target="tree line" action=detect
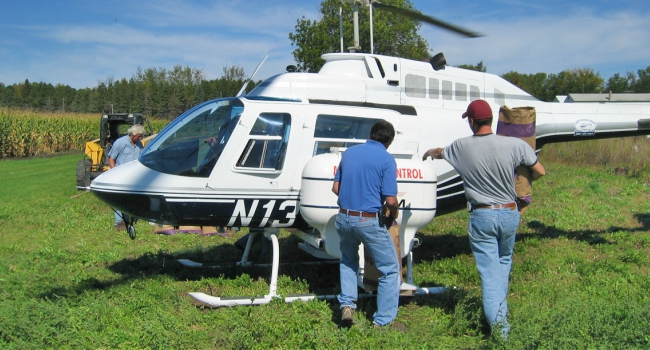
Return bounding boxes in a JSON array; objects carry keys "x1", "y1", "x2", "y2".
[
  {"x1": 0, "y1": 65, "x2": 258, "y2": 120},
  {"x1": 456, "y1": 63, "x2": 650, "y2": 101},
  {"x1": 3, "y1": 62, "x2": 649, "y2": 120}
]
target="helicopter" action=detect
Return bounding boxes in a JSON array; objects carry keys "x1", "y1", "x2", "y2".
[{"x1": 90, "y1": 0, "x2": 650, "y2": 307}]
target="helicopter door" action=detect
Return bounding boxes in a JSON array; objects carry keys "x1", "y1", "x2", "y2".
[
  {"x1": 207, "y1": 110, "x2": 301, "y2": 193},
  {"x1": 235, "y1": 113, "x2": 291, "y2": 171}
]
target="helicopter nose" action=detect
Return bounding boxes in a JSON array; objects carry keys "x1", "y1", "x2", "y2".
[
  {"x1": 91, "y1": 189, "x2": 179, "y2": 225},
  {"x1": 90, "y1": 161, "x2": 180, "y2": 225}
]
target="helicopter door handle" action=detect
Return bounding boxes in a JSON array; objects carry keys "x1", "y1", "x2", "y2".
[{"x1": 387, "y1": 80, "x2": 399, "y2": 86}]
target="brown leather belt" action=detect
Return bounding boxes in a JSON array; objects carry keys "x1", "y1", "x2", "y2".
[
  {"x1": 474, "y1": 202, "x2": 517, "y2": 210},
  {"x1": 339, "y1": 209, "x2": 378, "y2": 217}
]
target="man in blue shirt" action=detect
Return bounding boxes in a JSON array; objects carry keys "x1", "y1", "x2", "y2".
[
  {"x1": 108, "y1": 124, "x2": 145, "y2": 231},
  {"x1": 332, "y1": 120, "x2": 401, "y2": 330}
]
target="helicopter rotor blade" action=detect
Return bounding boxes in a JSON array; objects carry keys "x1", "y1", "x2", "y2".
[{"x1": 372, "y1": 2, "x2": 483, "y2": 38}]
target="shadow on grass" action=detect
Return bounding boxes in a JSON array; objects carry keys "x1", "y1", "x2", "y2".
[
  {"x1": 521, "y1": 213, "x2": 650, "y2": 245},
  {"x1": 411, "y1": 231, "x2": 472, "y2": 264},
  {"x1": 38, "y1": 234, "x2": 341, "y2": 300},
  {"x1": 38, "y1": 213, "x2": 650, "y2": 313}
]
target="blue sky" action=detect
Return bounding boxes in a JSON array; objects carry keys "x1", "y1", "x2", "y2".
[{"x1": 1, "y1": 0, "x2": 648, "y2": 89}]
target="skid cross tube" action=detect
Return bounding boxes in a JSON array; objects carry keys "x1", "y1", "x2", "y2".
[{"x1": 187, "y1": 233, "x2": 451, "y2": 307}]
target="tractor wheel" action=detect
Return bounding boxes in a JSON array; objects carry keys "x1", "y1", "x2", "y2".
[{"x1": 76, "y1": 159, "x2": 91, "y2": 189}]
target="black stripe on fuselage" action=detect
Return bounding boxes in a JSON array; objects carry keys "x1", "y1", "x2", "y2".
[{"x1": 309, "y1": 99, "x2": 417, "y2": 116}]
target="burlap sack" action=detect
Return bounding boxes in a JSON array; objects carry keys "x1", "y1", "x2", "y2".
[{"x1": 497, "y1": 106, "x2": 536, "y2": 215}]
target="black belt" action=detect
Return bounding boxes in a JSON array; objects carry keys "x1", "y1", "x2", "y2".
[
  {"x1": 474, "y1": 202, "x2": 517, "y2": 210},
  {"x1": 339, "y1": 209, "x2": 378, "y2": 218}
]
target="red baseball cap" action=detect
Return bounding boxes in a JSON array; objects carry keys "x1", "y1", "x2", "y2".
[{"x1": 462, "y1": 100, "x2": 492, "y2": 120}]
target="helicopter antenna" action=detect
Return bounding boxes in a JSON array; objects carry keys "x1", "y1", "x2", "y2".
[
  {"x1": 369, "y1": 2, "x2": 374, "y2": 53},
  {"x1": 236, "y1": 49, "x2": 268, "y2": 97},
  {"x1": 339, "y1": 5, "x2": 344, "y2": 52},
  {"x1": 350, "y1": 2, "x2": 360, "y2": 52}
]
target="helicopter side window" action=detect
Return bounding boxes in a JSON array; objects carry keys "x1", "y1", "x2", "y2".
[
  {"x1": 455, "y1": 83, "x2": 468, "y2": 101},
  {"x1": 470, "y1": 85, "x2": 481, "y2": 101},
  {"x1": 405, "y1": 74, "x2": 426, "y2": 98},
  {"x1": 429, "y1": 78, "x2": 440, "y2": 99},
  {"x1": 442, "y1": 80, "x2": 453, "y2": 100},
  {"x1": 236, "y1": 113, "x2": 291, "y2": 170},
  {"x1": 374, "y1": 58, "x2": 385, "y2": 78},
  {"x1": 312, "y1": 115, "x2": 381, "y2": 155}
]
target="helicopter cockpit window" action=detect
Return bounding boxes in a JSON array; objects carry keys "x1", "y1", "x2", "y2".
[
  {"x1": 312, "y1": 115, "x2": 381, "y2": 155},
  {"x1": 139, "y1": 98, "x2": 244, "y2": 177},
  {"x1": 236, "y1": 113, "x2": 291, "y2": 170}
]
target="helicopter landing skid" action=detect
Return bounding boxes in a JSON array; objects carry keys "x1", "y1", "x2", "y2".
[
  {"x1": 186, "y1": 229, "x2": 451, "y2": 307},
  {"x1": 188, "y1": 228, "x2": 292, "y2": 307}
]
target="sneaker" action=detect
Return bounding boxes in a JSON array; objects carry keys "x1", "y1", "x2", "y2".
[
  {"x1": 373, "y1": 321, "x2": 406, "y2": 333},
  {"x1": 115, "y1": 221, "x2": 126, "y2": 231},
  {"x1": 341, "y1": 307, "x2": 354, "y2": 327}
]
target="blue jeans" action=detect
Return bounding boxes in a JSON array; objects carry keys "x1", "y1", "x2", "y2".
[
  {"x1": 114, "y1": 210, "x2": 129, "y2": 226},
  {"x1": 336, "y1": 212, "x2": 400, "y2": 326},
  {"x1": 468, "y1": 207, "x2": 520, "y2": 338}
]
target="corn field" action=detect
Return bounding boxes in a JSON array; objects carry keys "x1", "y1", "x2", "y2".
[
  {"x1": 0, "y1": 109, "x2": 169, "y2": 158},
  {"x1": 2, "y1": 109, "x2": 649, "y2": 181}
]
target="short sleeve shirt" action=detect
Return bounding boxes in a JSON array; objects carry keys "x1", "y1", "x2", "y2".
[
  {"x1": 108, "y1": 135, "x2": 144, "y2": 167},
  {"x1": 334, "y1": 140, "x2": 397, "y2": 213},
  {"x1": 442, "y1": 133, "x2": 538, "y2": 205}
]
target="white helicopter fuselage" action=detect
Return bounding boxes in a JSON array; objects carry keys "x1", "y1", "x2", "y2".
[{"x1": 91, "y1": 52, "x2": 650, "y2": 260}]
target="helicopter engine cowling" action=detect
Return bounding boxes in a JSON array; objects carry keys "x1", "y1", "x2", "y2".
[{"x1": 299, "y1": 150, "x2": 437, "y2": 259}]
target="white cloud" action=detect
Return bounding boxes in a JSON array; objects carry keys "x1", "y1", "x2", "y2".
[{"x1": 425, "y1": 10, "x2": 650, "y2": 78}]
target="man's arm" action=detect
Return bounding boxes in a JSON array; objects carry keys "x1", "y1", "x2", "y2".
[
  {"x1": 422, "y1": 147, "x2": 444, "y2": 161},
  {"x1": 331, "y1": 181, "x2": 340, "y2": 196},
  {"x1": 109, "y1": 157, "x2": 116, "y2": 169},
  {"x1": 530, "y1": 161, "x2": 546, "y2": 181},
  {"x1": 384, "y1": 195, "x2": 398, "y2": 220}
]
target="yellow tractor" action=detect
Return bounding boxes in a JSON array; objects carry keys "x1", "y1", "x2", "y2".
[{"x1": 76, "y1": 113, "x2": 155, "y2": 189}]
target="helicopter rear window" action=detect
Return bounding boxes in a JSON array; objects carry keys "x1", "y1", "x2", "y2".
[
  {"x1": 442, "y1": 80, "x2": 453, "y2": 100},
  {"x1": 470, "y1": 85, "x2": 481, "y2": 101},
  {"x1": 429, "y1": 78, "x2": 440, "y2": 99},
  {"x1": 455, "y1": 83, "x2": 468, "y2": 101},
  {"x1": 312, "y1": 115, "x2": 381, "y2": 155},
  {"x1": 405, "y1": 74, "x2": 426, "y2": 98},
  {"x1": 140, "y1": 98, "x2": 244, "y2": 177}
]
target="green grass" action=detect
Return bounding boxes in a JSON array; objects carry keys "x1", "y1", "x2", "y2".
[{"x1": 1, "y1": 152, "x2": 649, "y2": 349}]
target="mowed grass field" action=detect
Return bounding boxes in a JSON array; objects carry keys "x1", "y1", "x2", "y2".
[{"x1": 1, "y1": 149, "x2": 649, "y2": 349}]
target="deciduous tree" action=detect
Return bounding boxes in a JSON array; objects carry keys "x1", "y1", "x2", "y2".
[{"x1": 289, "y1": 0, "x2": 429, "y2": 72}]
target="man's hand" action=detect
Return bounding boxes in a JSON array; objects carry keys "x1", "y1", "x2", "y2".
[
  {"x1": 204, "y1": 137, "x2": 218, "y2": 148},
  {"x1": 384, "y1": 196, "x2": 398, "y2": 220},
  {"x1": 422, "y1": 148, "x2": 443, "y2": 161}
]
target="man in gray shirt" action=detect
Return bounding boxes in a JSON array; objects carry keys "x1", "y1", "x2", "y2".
[{"x1": 423, "y1": 99, "x2": 545, "y2": 339}]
